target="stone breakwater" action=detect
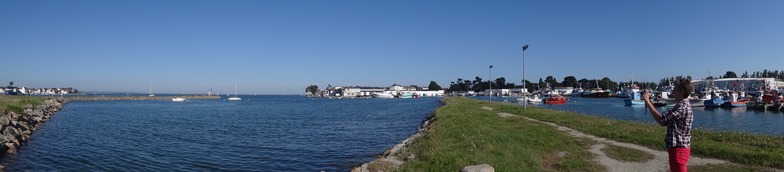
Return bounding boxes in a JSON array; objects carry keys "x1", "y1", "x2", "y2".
[
  {"x1": 0, "y1": 98, "x2": 64, "y2": 156},
  {"x1": 63, "y1": 95, "x2": 221, "y2": 101}
]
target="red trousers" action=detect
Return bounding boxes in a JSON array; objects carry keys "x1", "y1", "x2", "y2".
[{"x1": 667, "y1": 147, "x2": 690, "y2": 172}]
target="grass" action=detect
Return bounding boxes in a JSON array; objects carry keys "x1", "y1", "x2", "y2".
[
  {"x1": 395, "y1": 97, "x2": 604, "y2": 172},
  {"x1": 0, "y1": 95, "x2": 47, "y2": 114},
  {"x1": 488, "y1": 97, "x2": 784, "y2": 169},
  {"x1": 601, "y1": 145, "x2": 654, "y2": 163}
]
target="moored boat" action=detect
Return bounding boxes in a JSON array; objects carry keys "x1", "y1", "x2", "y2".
[
  {"x1": 172, "y1": 97, "x2": 186, "y2": 102},
  {"x1": 373, "y1": 92, "x2": 395, "y2": 99},
  {"x1": 624, "y1": 91, "x2": 644, "y2": 105},
  {"x1": 544, "y1": 95, "x2": 567, "y2": 104}
]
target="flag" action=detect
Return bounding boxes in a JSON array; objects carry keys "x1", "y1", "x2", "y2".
[
  {"x1": 489, "y1": 65, "x2": 493, "y2": 69},
  {"x1": 522, "y1": 44, "x2": 529, "y2": 51}
]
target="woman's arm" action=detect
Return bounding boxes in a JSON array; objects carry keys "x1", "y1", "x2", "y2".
[{"x1": 642, "y1": 91, "x2": 666, "y2": 126}]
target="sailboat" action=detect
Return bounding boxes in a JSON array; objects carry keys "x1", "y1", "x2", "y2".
[
  {"x1": 228, "y1": 84, "x2": 241, "y2": 101},
  {"x1": 148, "y1": 85, "x2": 155, "y2": 97}
]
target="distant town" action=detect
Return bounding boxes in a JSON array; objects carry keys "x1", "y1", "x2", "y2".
[{"x1": 1, "y1": 82, "x2": 79, "y2": 95}]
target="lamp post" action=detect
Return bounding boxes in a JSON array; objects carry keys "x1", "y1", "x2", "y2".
[
  {"x1": 489, "y1": 65, "x2": 493, "y2": 101},
  {"x1": 522, "y1": 44, "x2": 529, "y2": 109}
]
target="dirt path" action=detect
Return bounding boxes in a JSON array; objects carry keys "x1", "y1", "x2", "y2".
[{"x1": 480, "y1": 106, "x2": 735, "y2": 172}]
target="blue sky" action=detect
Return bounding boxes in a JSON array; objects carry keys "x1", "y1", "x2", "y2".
[{"x1": 2, "y1": 1, "x2": 783, "y2": 94}]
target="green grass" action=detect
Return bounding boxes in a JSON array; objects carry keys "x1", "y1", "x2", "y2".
[
  {"x1": 487, "y1": 97, "x2": 784, "y2": 168},
  {"x1": 395, "y1": 97, "x2": 604, "y2": 172},
  {"x1": 601, "y1": 145, "x2": 654, "y2": 163},
  {"x1": 0, "y1": 95, "x2": 47, "y2": 114}
]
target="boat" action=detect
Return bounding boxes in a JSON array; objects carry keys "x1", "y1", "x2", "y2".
[
  {"x1": 722, "y1": 91, "x2": 749, "y2": 107},
  {"x1": 544, "y1": 95, "x2": 567, "y2": 104},
  {"x1": 624, "y1": 91, "x2": 644, "y2": 105},
  {"x1": 582, "y1": 88, "x2": 612, "y2": 98},
  {"x1": 148, "y1": 85, "x2": 155, "y2": 97},
  {"x1": 518, "y1": 94, "x2": 543, "y2": 103},
  {"x1": 172, "y1": 97, "x2": 186, "y2": 102},
  {"x1": 373, "y1": 92, "x2": 395, "y2": 99},
  {"x1": 228, "y1": 84, "x2": 241, "y2": 101},
  {"x1": 527, "y1": 94, "x2": 543, "y2": 103},
  {"x1": 703, "y1": 91, "x2": 726, "y2": 108}
]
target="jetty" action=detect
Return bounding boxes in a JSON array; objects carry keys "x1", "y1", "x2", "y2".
[{"x1": 62, "y1": 95, "x2": 221, "y2": 101}]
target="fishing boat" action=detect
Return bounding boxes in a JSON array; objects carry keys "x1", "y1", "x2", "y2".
[
  {"x1": 703, "y1": 91, "x2": 725, "y2": 108},
  {"x1": 171, "y1": 97, "x2": 186, "y2": 102},
  {"x1": 544, "y1": 95, "x2": 567, "y2": 104},
  {"x1": 722, "y1": 91, "x2": 749, "y2": 107},
  {"x1": 623, "y1": 92, "x2": 644, "y2": 105},
  {"x1": 228, "y1": 84, "x2": 241, "y2": 101}
]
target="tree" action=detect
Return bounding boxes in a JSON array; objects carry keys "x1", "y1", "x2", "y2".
[
  {"x1": 305, "y1": 85, "x2": 319, "y2": 95},
  {"x1": 8, "y1": 81, "x2": 12, "y2": 87},
  {"x1": 723, "y1": 71, "x2": 737, "y2": 78},
  {"x1": 495, "y1": 77, "x2": 506, "y2": 89},
  {"x1": 427, "y1": 81, "x2": 442, "y2": 90},
  {"x1": 741, "y1": 71, "x2": 749, "y2": 78},
  {"x1": 545, "y1": 76, "x2": 558, "y2": 88},
  {"x1": 562, "y1": 76, "x2": 577, "y2": 88}
]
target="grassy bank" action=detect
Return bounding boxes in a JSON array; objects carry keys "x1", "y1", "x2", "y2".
[
  {"x1": 485, "y1": 97, "x2": 784, "y2": 168},
  {"x1": 395, "y1": 97, "x2": 604, "y2": 171},
  {"x1": 0, "y1": 95, "x2": 47, "y2": 113},
  {"x1": 393, "y1": 97, "x2": 783, "y2": 171}
]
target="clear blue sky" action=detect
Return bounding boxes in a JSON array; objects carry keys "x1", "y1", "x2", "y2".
[{"x1": 2, "y1": 0, "x2": 783, "y2": 94}]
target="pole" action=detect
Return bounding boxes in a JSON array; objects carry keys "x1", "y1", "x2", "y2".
[
  {"x1": 522, "y1": 44, "x2": 528, "y2": 109},
  {"x1": 523, "y1": 48, "x2": 526, "y2": 109},
  {"x1": 489, "y1": 65, "x2": 492, "y2": 101}
]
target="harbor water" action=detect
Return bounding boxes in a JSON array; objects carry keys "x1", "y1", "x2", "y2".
[
  {"x1": 478, "y1": 96, "x2": 784, "y2": 136},
  {"x1": 1, "y1": 96, "x2": 441, "y2": 171}
]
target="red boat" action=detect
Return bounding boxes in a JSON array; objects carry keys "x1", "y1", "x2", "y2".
[{"x1": 545, "y1": 95, "x2": 568, "y2": 104}]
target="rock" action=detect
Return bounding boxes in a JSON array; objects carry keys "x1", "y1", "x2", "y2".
[
  {"x1": 5, "y1": 142, "x2": 16, "y2": 154},
  {"x1": 0, "y1": 116, "x2": 10, "y2": 127},
  {"x1": 9, "y1": 111, "x2": 18, "y2": 119},
  {"x1": 461, "y1": 164, "x2": 494, "y2": 172}
]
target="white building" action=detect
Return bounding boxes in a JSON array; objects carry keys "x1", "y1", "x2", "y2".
[{"x1": 692, "y1": 78, "x2": 784, "y2": 92}]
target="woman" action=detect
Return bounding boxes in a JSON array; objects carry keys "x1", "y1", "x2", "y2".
[{"x1": 642, "y1": 78, "x2": 694, "y2": 172}]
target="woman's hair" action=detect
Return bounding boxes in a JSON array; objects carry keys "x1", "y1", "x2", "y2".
[{"x1": 674, "y1": 78, "x2": 693, "y2": 95}]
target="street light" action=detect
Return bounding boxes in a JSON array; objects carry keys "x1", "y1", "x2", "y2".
[
  {"x1": 489, "y1": 65, "x2": 493, "y2": 101},
  {"x1": 522, "y1": 44, "x2": 529, "y2": 109}
]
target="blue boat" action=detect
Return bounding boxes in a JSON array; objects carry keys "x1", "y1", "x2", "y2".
[
  {"x1": 704, "y1": 92, "x2": 725, "y2": 108},
  {"x1": 624, "y1": 92, "x2": 644, "y2": 105}
]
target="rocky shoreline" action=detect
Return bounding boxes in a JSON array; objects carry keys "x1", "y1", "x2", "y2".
[
  {"x1": 0, "y1": 98, "x2": 64, "y2": 158},
  {"x1": 351, "y1": 99, "x2": 444, "y2": 172}
]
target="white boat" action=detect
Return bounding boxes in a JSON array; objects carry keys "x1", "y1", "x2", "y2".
[
  {"x1": 527, "y1": 95, "x2": 543, "y2": 103},
  {"x1": 228, "y1": 83, "x2": 241, "y2": 101},
  {"x1": 148, "y1": 85, "x2": 155, "y2": 97},
  {"x1": 373, "y1": 92, "x2": 395, "y2": 99},
  {"x1": 172, "y1": 97, "x2": 186, "y2": 102}
]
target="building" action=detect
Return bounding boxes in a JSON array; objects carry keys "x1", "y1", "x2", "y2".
[{"x1": 692, "y1": 78, "x2": 784, "y2": 92}]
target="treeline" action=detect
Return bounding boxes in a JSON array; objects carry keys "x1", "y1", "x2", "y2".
[
  {"x1": 447, "y1": 69, "x2": 784, "y2": 93},
  {"x1": 447, "y1": 76, "x2": 656, "y2": 93}
]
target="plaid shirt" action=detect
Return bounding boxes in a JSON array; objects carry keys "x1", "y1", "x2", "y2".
[{"x1": 661, "y1": 99, "x2": 693, "y2": 148}]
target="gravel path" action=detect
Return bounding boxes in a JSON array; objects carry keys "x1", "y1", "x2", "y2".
[{"x1": 481, "y1": 106, "x2": 736, "y2": 172}]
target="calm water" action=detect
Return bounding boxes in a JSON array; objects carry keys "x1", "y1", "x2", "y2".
[
  {"x1": 478, "y1": 96, "x2": 784, "y2": 136},
  {"x1": 2, "y1": 96, "x2": 441, "y2": 171}
]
